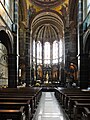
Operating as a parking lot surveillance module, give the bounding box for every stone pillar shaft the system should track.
[25,29,30,86]
[78,0,89,88]
[8,54,17,88]
[80,54,89,88]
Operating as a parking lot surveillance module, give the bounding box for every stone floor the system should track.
[33,92,69,120]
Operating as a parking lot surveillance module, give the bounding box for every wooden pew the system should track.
[0,87,42,112]
[0,101,30,120]
[0,87,42,119]
[55,88,82,106]
[59,89,90,108]
[0,108,25,120]
[58,88,81,101]
[68,98,90,118]
[73,101,90,120]
[0,94,35,114]
[64,94,90,110]
[82,107,90,120]
[0,99,32,119]
[61,92,90,119]
[54,88,90,120]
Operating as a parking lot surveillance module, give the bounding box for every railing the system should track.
[83,11,90,32]
[0,1,13,30]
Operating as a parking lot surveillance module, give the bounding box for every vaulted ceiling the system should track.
[30,0,66,9]
[31,11,64,42]
[29,0,69,12]
[25,0,70,42]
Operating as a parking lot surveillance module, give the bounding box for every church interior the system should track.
[0,0,90,120]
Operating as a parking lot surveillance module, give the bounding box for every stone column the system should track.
[64,27,70,68]
[80,54,89,88]
[77,0,88,88]
[30,33,34,85]
[8,54,17,88]
[30,31,33,82]
[8,0,19,88]
[25,28,30,86]
[62,27,71,86]
[69,22,77,64]
[60,39,65,84]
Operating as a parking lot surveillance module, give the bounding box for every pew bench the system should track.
[67,98,90,118]
[0,87,42,110]
[0,101,31,120]
[0,93,37,113]
[0,105,26,120]
[0,87,42,119]
[57,88,81,102]
[54,88,90,120]
[55,88,85,107]
[82,107,90,120]
[63,93,90,110]
[0,97,33,119]
[0,106,25,120]
[73,101,90,120]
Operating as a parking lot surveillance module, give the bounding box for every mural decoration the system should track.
[30,0,66,8]
[28,5,36,18]
[60,3,68,17]
[0,43,8,87]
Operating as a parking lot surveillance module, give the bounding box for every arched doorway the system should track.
[0,29,12,87]
[0,43,8,87]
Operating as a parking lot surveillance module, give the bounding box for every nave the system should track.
[33,92,69,120]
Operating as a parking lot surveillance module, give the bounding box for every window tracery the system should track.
[33,40,63,64]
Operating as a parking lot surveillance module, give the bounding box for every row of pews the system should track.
[55,87,90,120]
[0,87,42,120]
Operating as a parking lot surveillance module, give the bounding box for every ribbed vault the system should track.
[31,11,64,42]
[30,0,66,8]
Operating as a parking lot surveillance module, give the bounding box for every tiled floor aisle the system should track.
[33,92,69,120]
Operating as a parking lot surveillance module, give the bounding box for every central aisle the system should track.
[33,92,69,120]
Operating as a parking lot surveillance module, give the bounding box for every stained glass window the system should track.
[33,40,63,65]
[37,41,42,64]
[44,42,50,64]
[59,40,62,62]
[53,40,58,64]
[33,40,35,63]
